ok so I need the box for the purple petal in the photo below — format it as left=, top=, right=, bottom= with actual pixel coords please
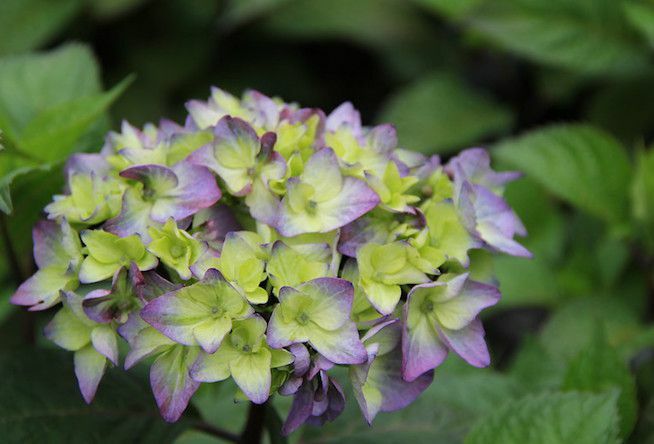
left=150, top=346, right=200, bottom=422
left=366, top=124, right=397, bottom=154
left=309, top=321, right=367, bottom=365
left=82, top=289, right=114, bottom=323
left=120, top=164, right=179, bottom=192
left=11, top=269, right=73, bottom=311
left=289, top=343, right=310, bottom=377
left=65, top=153, right=111, bottom=178
left=458, top=182, right=531, bottom=258
left=91, top=326, right=119, bottom=365
left=104, top=188, right=153, bottom=240
left=282, top=379, right=315, bottom=435
left=326, top=102, right=361, bottom=132
left=74, top=345, right=107, bottom=404
left=401, top=310, right=448, bottom=382
left=446, top=148, right=521, bottom=192
left=156, top=161, right=221, bottom=221
left=130, top=265, right=180, bottom=302
left=437, top=318, right=491, bottom=367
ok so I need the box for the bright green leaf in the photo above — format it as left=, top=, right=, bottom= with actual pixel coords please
left=494, top=124, right=632, bottom=224
left=379, top=72, right=513, bottom=154
left=0, top=43, right=101, bottom=141
left=16, top=75, right=133, bottom=162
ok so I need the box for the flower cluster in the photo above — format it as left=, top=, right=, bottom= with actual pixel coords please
left=11, top=87, right=530, bottom=431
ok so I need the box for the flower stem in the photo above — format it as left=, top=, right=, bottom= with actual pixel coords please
left=239, top=401, right=267, bottom=444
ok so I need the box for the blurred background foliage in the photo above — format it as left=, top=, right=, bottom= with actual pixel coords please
left=1, top=0, right=654, bottom=442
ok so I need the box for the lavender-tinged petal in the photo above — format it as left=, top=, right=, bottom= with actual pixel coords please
left=11, top=268, right=73, bottom=311
left=326, top=102, right=361, bottom=132
left=150, top=346, right=201, bottom=422
left=266, top=309, right=306, bottom=349
left=299, top=277, right=353, bottom=330
left=402, top=313, right=448, bottom=382
left=82, top=289, right=114, bottom=323
left=366, top=124, right=397, bottom=154
left=65, top=153, right=111, bottom=178
left=120, top=164, right=179, bottom=193
left=104, top=188, right=153, bottom=241
left=437, top=318, right=491, bottom=368
left=282, top=380, right=315, bottom=436
left=123, top=327, right=175, bottom=370
left=434, top=280, right=500, bottom=331
left=74, top=345, right=107, bottom=404
left=91, top=325, right=119, bottom=365
left=186, top=99, right=223, bottom=130
left=154, top=161, right=221, bottom=221
left=130, top=265, right=180, bottom=303
left=308, top=322, right=367, bottom=365
left=306, top=378, right=345, bottom=426
left=140, top=293, right=214, bottom=346
left=289, top=343, right=310, bottom=377
left=229, top=350, right=273, bottom=405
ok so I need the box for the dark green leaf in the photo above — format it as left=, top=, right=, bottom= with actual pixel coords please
left=466, top=0, right=651, bottom=76
left=0, top=348, right=188, bottom=443
left=464, top=391, right=620, bottom=444
left=562, top=328, right=638, bottom=438
left=379, top=72, right=513, bottom=154
left=494, top=124, right=632, bottom=224
left=0, top=0, right=84, bottom=55
left=299, top=359, right=522, bottom=443
left=624, top=1, right=654, bottom=48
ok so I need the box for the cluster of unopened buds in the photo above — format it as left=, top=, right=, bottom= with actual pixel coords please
left=12, top=87, right=530, bottom=433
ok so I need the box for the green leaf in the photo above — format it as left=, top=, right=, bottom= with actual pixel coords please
left=260, top=0, right=433, bottom=51
left=0, top=0, right=84, bottom=55
left=494, top=124, right=632, bottom=224
left=562, top=329, right=638, bottom=438
left=0, top=43, right=101, bottom=141
left=631, top=148, right=654, bottom=249
left=466, top=0, right=651, bottom=76
left=299, top=359, right=523, bottom=443
left=624, top=1, right=654, bottom=48
left=0, top=348, right=188, bottom=443
left=464, top=391, right=620, bottom=444
left=540, top=297, right=642, bottom=362
left=0, top=152, right=43, bottom=214
left=379, top=72, right=513, bottom=154
left=411, top=0, right=483, bottom=20
left=17, top=75, right=134, bottom=162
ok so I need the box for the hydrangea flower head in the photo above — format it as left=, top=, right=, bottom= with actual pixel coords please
left=12, top=87, right=529, bottom=431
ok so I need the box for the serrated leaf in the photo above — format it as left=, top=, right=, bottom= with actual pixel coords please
left=379, top=72, right=513, bottom=154
left=562, top=328, right=638, bottom=438
left=466, top=0, right=651, bottom=76
left=0, top=0, right=84, bottom=55
left=298, top=360, right=522, bottom=443
left=17, top=75, right=134, bottom=162
left=494, top=124, right=632, bottom=224
left=0, top=348, right=188, bottom=443
left=465, top=391, right=620, bottom=444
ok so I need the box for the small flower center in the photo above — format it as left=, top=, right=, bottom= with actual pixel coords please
left=211, top=306, right=224, bottom=317
left=296, top=311, right=310, bottom=325
left=420, top=299, right=434, bottom=314
left=242, top=344, right=252, bottom=353
left=306, top=199, right=318, bottom=215
left=170, top=244, right=185, bottom=258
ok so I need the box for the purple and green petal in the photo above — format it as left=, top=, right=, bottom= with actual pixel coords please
left=74, top=345, right=107, bottom=403
left=150, top=345, right=201, bottom=422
